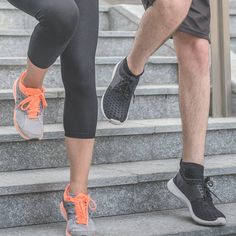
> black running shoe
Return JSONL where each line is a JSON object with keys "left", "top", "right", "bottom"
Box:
{"left": 101, "top": 59, "right": 140, "bottom": 125}
{"left": 167, "top": 171, "right": 226, "bottom": 226}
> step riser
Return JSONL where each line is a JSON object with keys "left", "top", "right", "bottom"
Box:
{"left": 1, "top": 6, "right": 236, "bottom": 34}
{"left": 0, "top": 93, "right": 180, "bottom": 126}
{"left": 231, "top": 39, "right": 236, "bottom": 53}
{"left": 231, "top": 15, "right": 236, "bottom": 35}
{"left": 0, "top": 174, "right": 235, "bottom": 228}
{"left": 0, "top": 62, "right": 178, "bottom": 89}
{"left": 1, "top": 129, "right": 236, "bottom": 171}
{"left": 0, "top": 9, "right": 110, "bottom": 31}
{"left": 0, "top": 35, "right": 173, "bottom": 57}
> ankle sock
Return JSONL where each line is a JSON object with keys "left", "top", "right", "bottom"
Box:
{"left": 180, "top": 160, "right": 204, "bottom": 179}
{"left": 122, "top": 58, "right": 143, "bottom": 78}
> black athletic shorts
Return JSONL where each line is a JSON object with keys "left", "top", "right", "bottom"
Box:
{"left": 142, "top": 0, "right": 211, "bottom": 41}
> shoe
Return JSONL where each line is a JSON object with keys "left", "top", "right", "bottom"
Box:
{"left": 101, "top": 59, "right": 140, "bottom": 125}
{"left": 13, "top": 71, "right": 47, "bottom": 140}
{"left": 60, "top": 185, "right": 97, "bottom": 236}
{"left": 167, "top": 172, "right": 226, "bottom": 226}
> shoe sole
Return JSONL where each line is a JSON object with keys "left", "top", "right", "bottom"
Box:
{"left": 13, "top": 78, "right": 43, "bottom": 141}
{"left": 101, "top": 61, "right": 129, "bottom": 125}
{"left": 60, "top": 202, "right": 96, "bottom": 236}
{"left": 167, "top": 178, "right": 226, "bottom": 226}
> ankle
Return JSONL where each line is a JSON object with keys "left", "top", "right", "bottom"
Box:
{"left": 127, "top": 56, "right": 145, "bottom": 76}
{"left": 69, "top": 183, "right": 88, "bottom": 196}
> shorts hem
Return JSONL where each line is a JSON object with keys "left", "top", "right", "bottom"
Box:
{"left": 177, "top": 27, "right": 210, "bottom": 42}
{"left": 65, "top": 131, "right": 96, "bottom": 139}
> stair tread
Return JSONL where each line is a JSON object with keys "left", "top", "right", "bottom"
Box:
{"left": 0, "top": 202, "right": 235, "bottom": 236}
{"left": 0, "top": 155, "right": 235, "bottom": 196}
{"left": 0, "top": 84, "right": 179, "bottom": 100}
{"left": 0, "top": 55, "right": 177, "bottom": 65}
{"left": 0, "top": 117, "right": 236, "bottom": 142}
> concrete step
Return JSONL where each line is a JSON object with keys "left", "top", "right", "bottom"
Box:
{"left": 0, "top": 2, "right": 138, "bottom": 32}
{"left": 0, "top": 85, "right": 180, "bottom": 126}
{"left": 0, "top": 202, "right": 236, "bottom": 236}
{"left": 0, "top": 2, "right": 110, "bottom": 31}
{"left": 0, "top": 156, "right": 235, "bottom": 228}
{"left": 0, "top": 56, "right": 178, "bottom": 89}
{"left": 0, "top": 118, "right": 236, "bottom": 171}
{"left": 0, "top": 30, "right": 175, "bottom": 57}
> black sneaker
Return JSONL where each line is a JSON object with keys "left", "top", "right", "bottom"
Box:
{"left": 101, "top": 59, "right": 140, "bottom": 125}
{"left": 167, "top": 171, "right": 226, "bottom": 226}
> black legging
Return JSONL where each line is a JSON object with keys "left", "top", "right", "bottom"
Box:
{"left": 7, "top": 0, "right": 99, "bottom": 138}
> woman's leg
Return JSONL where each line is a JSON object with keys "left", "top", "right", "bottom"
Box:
{"left": 8, "top": 0, "right": 79, "bottom": 139}
{"left": 59, "top": 1, "right": 99, "bottom": 235}
{"left": 61, "top": 0, "right": 99, "bottom": 195}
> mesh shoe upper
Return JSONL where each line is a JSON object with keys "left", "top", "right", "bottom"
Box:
{"left": 102, "top": 60, "right": 140, "bottom": 123}
{"left": 62, "top": 185, "right": 96, "bottom": 236}
{"left": 174, "top": 172, "right": 226, "bottom": 222}
{"left": 13, "top": 71, "right": 47, "bottom": 139}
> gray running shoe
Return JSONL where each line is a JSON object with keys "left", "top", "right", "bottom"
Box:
{"left": 13, "top": 71, "right": 47, "bottom": 140}
{"left": 60, "top": 185, "right": 97, "bottom": 236}
{"left": 101, "top": 59, "right": 140, "bottom": 125}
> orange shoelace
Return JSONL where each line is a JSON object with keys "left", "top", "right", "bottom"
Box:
{"left": 18, "top": 90, "right": 47, "bottom": 119}
{"left": 18, "top": 73, "right": 48, "bottom": 119}
{"left": 64, "top": 185, "right": 97, "bottom": 225}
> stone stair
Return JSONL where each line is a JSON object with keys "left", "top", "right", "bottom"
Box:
{"left": 0, "top": 1, "right": 236, "bottom": 235}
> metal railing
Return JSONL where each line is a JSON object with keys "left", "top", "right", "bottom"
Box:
{"left": 210, "top": 0, "right": 232, "bottom": 117}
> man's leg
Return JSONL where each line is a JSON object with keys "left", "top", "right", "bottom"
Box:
{"left": 101, "top": 0, "right": 192, "bottom": 124}
{"left": 174, "top": 32, "right": 210, "bottom": 166}
{"left": 167, "top": 32, "right": 226, "bottom": 226}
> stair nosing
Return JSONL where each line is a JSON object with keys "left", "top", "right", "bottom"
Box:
{"left": 0, "top": 117, "right": 236, "bottom": 142}
{"left": 0, "top": 155, "right": 235, "bottom": 196}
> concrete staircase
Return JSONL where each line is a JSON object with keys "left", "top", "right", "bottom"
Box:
{"left": 0, "top": 1, "right": 236, "bottom": 235}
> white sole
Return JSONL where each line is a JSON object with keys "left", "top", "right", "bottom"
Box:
{"left": 167, "top": 178, "right": 226, "bottom": 226}
{"left": 101, "top": 61, "right": 129, "bottom": 126}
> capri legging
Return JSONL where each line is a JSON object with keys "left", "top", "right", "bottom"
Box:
{"left": 7, "top": 0, "right": 99, "bottom": 138}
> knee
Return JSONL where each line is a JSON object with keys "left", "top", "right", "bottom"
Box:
{"left": 40, "top": 2, "right": 79, "bottom": 38}
{"left": 177, "top": 39, "right": 210, "bottom": 73}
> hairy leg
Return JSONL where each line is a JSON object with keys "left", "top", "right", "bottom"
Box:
{"left": 127, "top": 0, "right": 192, "bottom": 75}
{"left": 173, "top": 32, "right": 210, "bottom": 165}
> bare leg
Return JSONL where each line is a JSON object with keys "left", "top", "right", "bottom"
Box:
{"left": 173, "top": 32, "right": 210, "bottom": 165}
{"left": 66, "top": 138, "right": 95, "bottom": 195}
{"left": 127, "top": 0, "right": 192, "bottom": 75}
{"left": 23, "top": 58, "right": 48, "bottom": 88}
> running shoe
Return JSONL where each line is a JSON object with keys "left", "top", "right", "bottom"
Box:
{"left": 101, "top": 59, "right": 140, "bottom": 125}
{"left": 167, "top": 172, "right": 226, "bottom": 226}
{"left": 13, "top": 71, "right": 47, "bottom": 140}
{"left": 60, "top": 185, "right": 97, "bottom": 236}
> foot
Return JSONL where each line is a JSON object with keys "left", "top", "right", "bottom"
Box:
{"left": 167, "top": 172, "right": 226, "bottom": 226}
{"left": 60, "top": 185, "right": 97, "bottom": 236}
{"left": 101, "top": 59, "right": 140, "bottom": 125}
{"left": 13, "top": 71, "right": 47, "bottom": 140}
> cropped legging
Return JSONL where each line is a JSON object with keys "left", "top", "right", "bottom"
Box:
{"left": 7, "top": 0, "right": 99, "bottom": 138}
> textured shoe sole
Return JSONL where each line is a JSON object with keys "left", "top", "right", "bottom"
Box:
{"left": 101, "top": 61, "right": 129, "bottom": 125}
{"left": 167, "top": 178, "right": 227, "bottom": 226}
{"left": 13, "top": 78, "right": 43, "bottom": 141}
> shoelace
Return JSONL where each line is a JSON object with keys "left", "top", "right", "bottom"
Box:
{"left": 18, "top": 90, "right": 47, "bottom": 119}
{"left": 197, "top": 177, "right": 221, "bottom": 202}
{"left": 114, "top": 78, "right": 137, "bottom": 103}
{"left": 71, "top": 195, "right": 97, "bottom": 225}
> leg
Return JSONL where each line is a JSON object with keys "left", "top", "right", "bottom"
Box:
{"left": 9, "top": 0, "right": 79, "bottom": 140}
{"left": 60, "top": 0, "right": 99, "bottom": 195}
{"left": 8, "top": 0, "right": 79, "bottom": 88}
{"left": 174, "top": 32, "right": 210, "bottom": 165}
{"left": 127, "top": 0, "right": 192, "bottom": 75}
{"left": 101, "top": 0, "right": 193, "bottom": 124}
